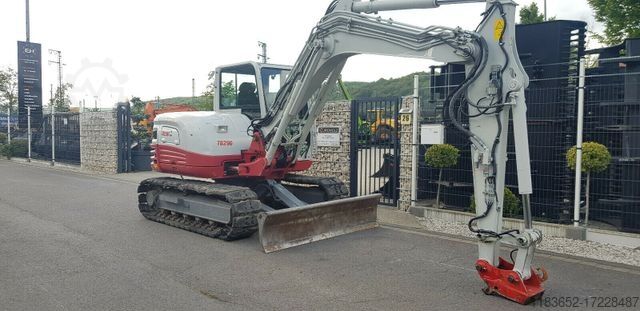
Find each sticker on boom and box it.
[494,19,505,41]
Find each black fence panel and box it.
[33,112,80,164]
[350,97,401,206]
[582,38,640,233]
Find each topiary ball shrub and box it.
[470,187,521,217]
[425,144,459,168]
[566,141,611,173]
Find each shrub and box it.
[470,187,521,217]
[425,144,459,168]
[0,132,6,145]
[0,140,28,159]
[566,142,611,173]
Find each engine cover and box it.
[151,111,253,178]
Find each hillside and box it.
[326,71,431,101]
[152,71,430,110]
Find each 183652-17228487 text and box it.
[535,296,639,308]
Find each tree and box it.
[519,2,545,24]
[425,144,460,208]
[587,0,640,45]
[202,70,215,106]
[129,96,152,149]
[50,83,73,112]
[567,142,612,226]
[130,96,146,117]
[0,67,18,114]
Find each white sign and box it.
[420,124,445,145]
[316,126,341,147]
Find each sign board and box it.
[399,113,412,125]
[420,124,445,145]
[398,108,412,125]
[316,126,341,147]
[17,41,43,129]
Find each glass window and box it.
[261,68,289,107]
[219,65,261,119]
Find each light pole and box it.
[258,41,268,63]
[25,0,30,42]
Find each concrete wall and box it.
[306,101,352,191]
[80,111,119,173]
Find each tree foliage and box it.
[0,67,18,113]
[566,141,612,173]
[587,0,640,45]
[519,2,545,24]
[202,70,215,107]
[470,188,522,216]
[129,96,151,148]
[50,83,73,112]
[425,144,460,168]
[130,96,146,118]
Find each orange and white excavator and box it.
[137,0,546,304]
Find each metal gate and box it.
[349,97,401,206]
[116,103,132,173]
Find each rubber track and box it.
[137,177,262,241]
[283,174,349,200]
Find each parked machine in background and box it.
[137,0,546,304]
[366,108,396,143]
[139,101,198,134]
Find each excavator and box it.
[137,0,546,304]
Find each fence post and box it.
[411,75,420,208]
[349,100,358,197]
[51,105,55,166]
[27,107,31,162]
[6,106,10,144]
[573,58,586,227]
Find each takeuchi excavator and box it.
[137,0,547,304]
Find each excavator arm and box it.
[246,0,545,304]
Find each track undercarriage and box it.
[137,175,353,243]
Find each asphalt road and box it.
[1,160,639,311]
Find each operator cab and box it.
[214,61,291,120]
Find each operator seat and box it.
[237,82,260,119]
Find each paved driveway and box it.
[1,160,639,310]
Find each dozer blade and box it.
[257,194,381,253]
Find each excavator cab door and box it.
[214,62,291,119]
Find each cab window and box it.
[219,65,260,119]
[260,68,289,107]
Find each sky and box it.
[0,0,601,108]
